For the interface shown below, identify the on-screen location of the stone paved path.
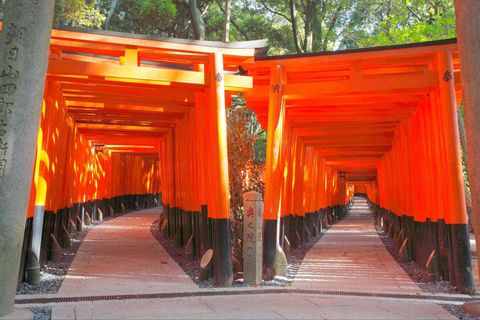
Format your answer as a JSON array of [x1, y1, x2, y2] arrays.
[[293, 197, 422, 294], [41, 202, 457, 319], [49, 293, 456, 319], [56, 207, 197, 297]]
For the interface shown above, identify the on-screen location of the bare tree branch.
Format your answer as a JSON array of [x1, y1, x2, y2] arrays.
[[406, 5, 424, 22], [223, 0, 231, 42], [215, 0, 247, 40], [104, 0, 118, 28], [189, 0, 205, 40], [322, 3, 342, 51], [289, 0, 303, 53], [259, 0, 291, 22]]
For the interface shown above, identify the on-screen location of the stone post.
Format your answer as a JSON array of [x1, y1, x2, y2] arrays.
[[0, 0, 55, 318], [454, 0, 480, 284], [243, 191, 263, 285]]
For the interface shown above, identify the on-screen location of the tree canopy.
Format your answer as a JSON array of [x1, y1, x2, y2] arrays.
[[0, 0, 455, 54]]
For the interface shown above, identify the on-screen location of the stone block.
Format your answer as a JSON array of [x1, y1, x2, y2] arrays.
[[242, 191, 263, 285]]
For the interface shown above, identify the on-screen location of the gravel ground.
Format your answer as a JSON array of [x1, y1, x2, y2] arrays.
[[17, 211, 136, 296], [18, 209, 478, 319], [150, 218, 328, 288], [30, 307, 52, 320], [442, 305, 480, 320], [376, 225, 458, 294], [17, 225, 92, 295], [18, 214, 133, 320], [376, 224, 480, 319]]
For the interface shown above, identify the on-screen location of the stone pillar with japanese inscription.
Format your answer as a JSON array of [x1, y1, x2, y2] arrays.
[[0, 0, 55, 318], [243, 191, 263, 285]]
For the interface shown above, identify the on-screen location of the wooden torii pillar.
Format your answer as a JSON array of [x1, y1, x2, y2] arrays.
[[0, 0, 55, 318], [454, 0, 480, 285], [263, 64, 286, 279], [207, 52, 233, 286], [436, 51, 475, 294]]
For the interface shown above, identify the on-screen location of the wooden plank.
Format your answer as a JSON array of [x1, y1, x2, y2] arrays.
[[51, 28, 259, 56], [48, 58, 205, 85], [75, 123, 170, 132], [283, 72, 438, 98]]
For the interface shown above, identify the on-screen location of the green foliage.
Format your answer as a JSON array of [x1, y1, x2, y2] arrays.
[[97, 0, 177, 36], [54, 0, 105, 28], [138, 0, 177, 16], [44, 0, 457, 53], [204, 2, 225, 41], [359, 0, 456, 47], [254, 129, 267, 164]]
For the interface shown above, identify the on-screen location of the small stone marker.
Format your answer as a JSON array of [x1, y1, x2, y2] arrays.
[[75, 216, 82, 231], [199, 249, 213, 281], [304, 222, 311, 242], [85, 211, 92, 225], [62, 225, 71, 247], [97, 208, 103, 222], [184, 235, 194, 257], [69, 219, 77, 234], [242, 191, 263, 285], [283, 235, 291, 258], [159, 217, 168, 237], [49, 233, 62, 263]]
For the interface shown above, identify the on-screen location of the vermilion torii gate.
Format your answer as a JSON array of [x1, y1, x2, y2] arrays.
[[244, 40, 475, 293], [0, 18, 266, 316], [1, 1, 480, 318], [30, 26, 265, 287]]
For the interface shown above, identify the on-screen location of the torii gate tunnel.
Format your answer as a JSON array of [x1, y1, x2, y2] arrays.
[[1, 26, 476, 298], [245, 41, 474, 293]]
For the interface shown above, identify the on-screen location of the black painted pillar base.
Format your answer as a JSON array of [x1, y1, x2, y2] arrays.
[[212, 218, 233, 287], [199, 205, 209, 257], [173, 208, 182, 247], [26, 205, 45, 285], [26, 250, 40, 285], [437, 220, 450, 280], [280, 216, 286, 248], [192, 211, 200, 259], [263, 219, 277, 280], [449, 223, 476, 294], [288, 216, 297, 248]]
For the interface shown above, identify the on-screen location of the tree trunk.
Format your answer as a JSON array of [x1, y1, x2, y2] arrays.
[[454, 0, 480, 283], [0, 0, 55, 316], [303, 1, 315, 52], [322, 5, 341, 51], [311, 1, 321, 52], [223, 0, 231, 42], [289, 0, 302, 53], [189, 0, 205, 40], [104, 0, 118, 29]]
